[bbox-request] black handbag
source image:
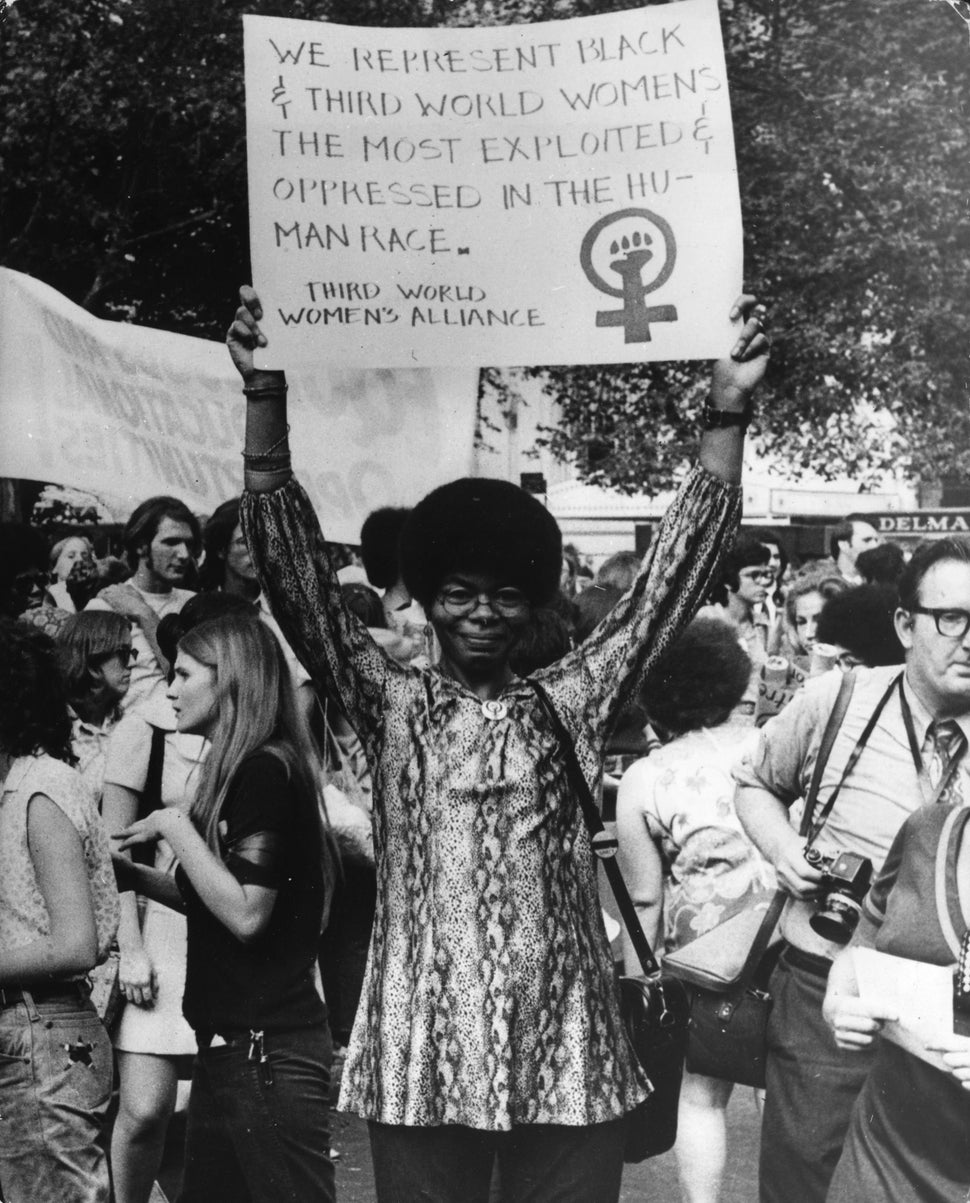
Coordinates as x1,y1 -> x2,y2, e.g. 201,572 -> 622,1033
529,680 -> 689,1163
679,895 -> 784,1088
668,669 -> 857,1088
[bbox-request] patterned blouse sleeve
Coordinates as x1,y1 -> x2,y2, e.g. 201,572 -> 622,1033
241,477 -> 395,744
541,464 -> 741,741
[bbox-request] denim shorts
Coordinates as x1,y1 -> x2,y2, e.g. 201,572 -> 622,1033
0,992 -> 113,1203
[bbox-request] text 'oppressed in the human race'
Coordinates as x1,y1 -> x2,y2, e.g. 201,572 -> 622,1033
244,0 -> 744,367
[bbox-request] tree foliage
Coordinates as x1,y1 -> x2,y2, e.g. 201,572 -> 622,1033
524,0 -> 970,493
2,0 -> 968,488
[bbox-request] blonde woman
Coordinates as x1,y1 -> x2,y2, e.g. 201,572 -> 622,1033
114,613 -> 338,1202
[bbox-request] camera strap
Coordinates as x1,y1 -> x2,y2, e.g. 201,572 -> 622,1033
802,670 -> 898,849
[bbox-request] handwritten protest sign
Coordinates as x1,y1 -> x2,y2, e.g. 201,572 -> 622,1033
0,269 -> 477,542
244,0 -> 743,368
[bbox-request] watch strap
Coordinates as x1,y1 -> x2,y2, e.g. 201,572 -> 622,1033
702,397 -> 752,430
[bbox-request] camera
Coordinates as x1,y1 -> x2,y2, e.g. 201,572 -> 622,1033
803,847 -> 873,944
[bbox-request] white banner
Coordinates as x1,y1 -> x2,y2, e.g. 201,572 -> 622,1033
244,0 -> 742,369
0,269 -> 478,543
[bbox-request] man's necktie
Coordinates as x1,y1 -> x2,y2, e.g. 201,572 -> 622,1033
926,719 -> 967,806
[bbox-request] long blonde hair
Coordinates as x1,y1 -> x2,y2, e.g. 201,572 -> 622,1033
178,613 -> 338,920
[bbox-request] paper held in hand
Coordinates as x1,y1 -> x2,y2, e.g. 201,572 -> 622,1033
853,947 -> 958,1073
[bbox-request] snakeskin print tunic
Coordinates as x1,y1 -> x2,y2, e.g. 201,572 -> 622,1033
242,465 -> 740,1129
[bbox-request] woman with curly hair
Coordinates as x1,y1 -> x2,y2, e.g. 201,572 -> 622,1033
222,286 -> 769,1201
0,617 -> 119,1202
616,617 -> 775,1203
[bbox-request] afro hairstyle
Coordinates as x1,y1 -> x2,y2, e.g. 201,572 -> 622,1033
400,477 -> 562,610
359,507 -> 411,590
639,616 -> 752,736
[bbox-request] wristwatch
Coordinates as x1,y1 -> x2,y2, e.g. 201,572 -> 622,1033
701,396 -> 753,431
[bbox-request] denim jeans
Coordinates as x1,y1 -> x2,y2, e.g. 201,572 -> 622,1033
368,1116 -> 627,1203
0,993 -> 113,1203
179,1024 -> 334,1203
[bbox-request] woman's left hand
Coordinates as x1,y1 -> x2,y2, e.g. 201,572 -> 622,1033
710,294 -> 771,411
112,809 -> 176,852
926,1035 -> 970,1089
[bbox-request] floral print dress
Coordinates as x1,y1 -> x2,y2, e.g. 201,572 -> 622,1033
242,465 -> 740,1130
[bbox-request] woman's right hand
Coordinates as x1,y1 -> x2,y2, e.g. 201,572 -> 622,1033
119,945 -> 157,1008
227,285 -> 268,379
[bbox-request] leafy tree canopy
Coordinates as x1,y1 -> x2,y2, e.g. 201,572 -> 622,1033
2,0 -> 968,491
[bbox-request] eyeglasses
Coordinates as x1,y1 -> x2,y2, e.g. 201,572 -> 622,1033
437,587 -> 529,618
739,569 -> 775,582
909,607 -> 970,639
97,646 -> 138,666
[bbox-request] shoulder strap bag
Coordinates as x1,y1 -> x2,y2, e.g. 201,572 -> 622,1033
667,670 -> 857,1087
528,678 -> 687,1163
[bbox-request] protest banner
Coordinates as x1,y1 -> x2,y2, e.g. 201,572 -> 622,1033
244,0 -> 743,369
0,268 -> 477,542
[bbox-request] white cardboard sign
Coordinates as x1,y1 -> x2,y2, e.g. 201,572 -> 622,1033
244,0 -> 743,368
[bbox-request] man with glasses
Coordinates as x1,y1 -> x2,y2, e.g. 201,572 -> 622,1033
704,533 -> 774,721
734,536 -> 970,1203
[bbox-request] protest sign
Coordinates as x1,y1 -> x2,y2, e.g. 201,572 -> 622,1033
0,268 -> 477,542
244,0 -> 743,368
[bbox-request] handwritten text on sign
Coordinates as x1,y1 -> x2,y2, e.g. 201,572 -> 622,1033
244,0 -> 742,368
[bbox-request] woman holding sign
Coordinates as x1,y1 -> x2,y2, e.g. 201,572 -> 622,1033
226,285 -> 769,1202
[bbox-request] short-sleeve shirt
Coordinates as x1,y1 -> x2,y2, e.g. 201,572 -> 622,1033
0,754 -> 119,969
619,725 -> 774,952
177,751 -> 326,1036
69,706 -> 122,803
104,700 -> 206,875
733,665 -> 970,957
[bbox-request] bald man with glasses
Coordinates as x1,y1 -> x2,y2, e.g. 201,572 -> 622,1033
734,536 -> 970,1203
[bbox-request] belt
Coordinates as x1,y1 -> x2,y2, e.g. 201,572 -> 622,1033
196,1028 -> 251,1051
782,944 -> 833,977
0,981 -> 90,1009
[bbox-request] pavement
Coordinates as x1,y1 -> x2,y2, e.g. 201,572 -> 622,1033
157,1071 -> 762,1201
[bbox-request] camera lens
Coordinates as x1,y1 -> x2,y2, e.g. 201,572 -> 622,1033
809,893 -> 862,944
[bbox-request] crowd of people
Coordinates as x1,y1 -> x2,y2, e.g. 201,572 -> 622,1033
0,284 -> 968,1203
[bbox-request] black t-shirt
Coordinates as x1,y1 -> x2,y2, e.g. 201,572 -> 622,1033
177,750 -> 327,1035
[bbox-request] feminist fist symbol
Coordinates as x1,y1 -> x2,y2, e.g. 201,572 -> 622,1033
580,209 -> 679,344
